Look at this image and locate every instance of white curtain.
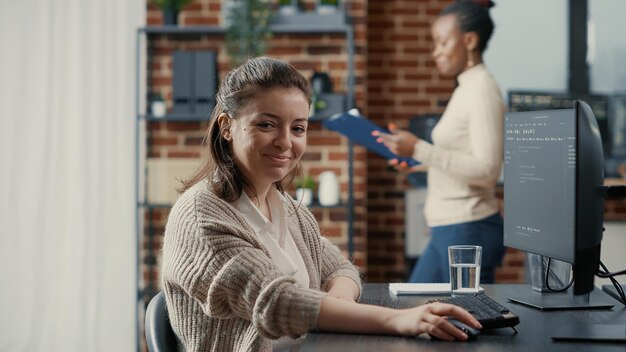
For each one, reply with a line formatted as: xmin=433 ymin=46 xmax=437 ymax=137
xmin=0 ymin=1 xmax=144 ymax=351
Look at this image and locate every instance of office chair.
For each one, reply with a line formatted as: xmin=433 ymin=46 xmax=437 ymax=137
xmin=145 ymin=291 xmax=178 ymax=352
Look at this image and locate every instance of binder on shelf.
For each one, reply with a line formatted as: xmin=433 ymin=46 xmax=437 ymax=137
xmin=194 ymin=51 xmax=218 ymax=116
xmin=171 ymin=50 xmax=218 ymax=116
xmin=172 ymin=51 xmax=193 ymax=114
xmin=323 ymin=109 xmax=420 ymax=167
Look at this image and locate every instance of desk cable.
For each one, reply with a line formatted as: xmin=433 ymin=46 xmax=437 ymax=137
xmin=597 ymin=261 xmax=626 ymax=305
xmin=544 ymin=258 xmax=626 ymax=305
xmin=544 ymin=257 xmax=574 ymax=293
xmin=599 ymin=185 xmax=626 ymax=304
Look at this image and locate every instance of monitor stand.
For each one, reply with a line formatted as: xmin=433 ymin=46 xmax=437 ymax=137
xmin=507 ymin=287 xmax=615 ymax=311
xmin=602 ymin=284 xmax=626 ymax=303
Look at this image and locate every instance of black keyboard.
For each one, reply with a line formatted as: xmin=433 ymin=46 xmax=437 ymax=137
xmin=427 ymin=293 xmax=520 ymax=330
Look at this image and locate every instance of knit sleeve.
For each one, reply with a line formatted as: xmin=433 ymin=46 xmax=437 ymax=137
xmin=294 ymin=204 xmax=362 ymax=298
xmin=162 ymin=189 xmax=326 ymax=339
xmin=318 ymin=236 xmax=362 ymax=299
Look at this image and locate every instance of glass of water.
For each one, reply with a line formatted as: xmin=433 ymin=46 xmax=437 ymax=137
xmin=448 ymin=245 xmax=482 ymax=296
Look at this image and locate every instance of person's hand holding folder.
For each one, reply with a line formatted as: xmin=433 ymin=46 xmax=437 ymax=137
xmin=322 ymin=110 xmax=420 ymax=168
xmin=372 ymin=123 xmax=428 ymax=173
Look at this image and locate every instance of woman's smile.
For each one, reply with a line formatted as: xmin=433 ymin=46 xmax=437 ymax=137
xmin=264 ymin=153 xmax=292 ymax=166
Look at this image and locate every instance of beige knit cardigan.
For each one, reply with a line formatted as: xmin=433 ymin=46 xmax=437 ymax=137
xmin=161 ymin=181 xmax=362 ymax=352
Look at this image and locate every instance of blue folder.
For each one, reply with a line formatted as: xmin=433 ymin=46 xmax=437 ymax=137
xmin=322 ymin=110 xmax=420 ymax=167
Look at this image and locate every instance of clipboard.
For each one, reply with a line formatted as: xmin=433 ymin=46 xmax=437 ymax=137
xmin=322 ymin=109 xmax=420 ymax=167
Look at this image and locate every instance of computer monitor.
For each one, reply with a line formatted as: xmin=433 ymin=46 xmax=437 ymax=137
xmin=503 ymin=100 xmax=615 ymax=310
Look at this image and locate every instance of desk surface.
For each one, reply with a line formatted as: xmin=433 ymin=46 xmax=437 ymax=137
xmin=300 ymin=284 xmax=626 ymax=352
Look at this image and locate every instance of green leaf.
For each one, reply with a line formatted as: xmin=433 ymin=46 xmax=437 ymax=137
xmin=151 ymin=0 xmax=192 ymax=12
xmin=225 ymin=0 xmax=273 ymax=67
xmin=295 ymin=176 xmax=316 ymax=190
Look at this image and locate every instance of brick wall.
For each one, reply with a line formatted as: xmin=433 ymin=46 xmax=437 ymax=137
xmin=365 ymin=0 xmax=450 ymax=282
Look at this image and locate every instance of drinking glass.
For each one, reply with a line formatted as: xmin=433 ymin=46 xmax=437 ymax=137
xmin=448 ymin=245 xmax=482 ymax=296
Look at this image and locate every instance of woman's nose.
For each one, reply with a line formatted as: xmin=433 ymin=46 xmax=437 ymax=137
xmin=274 ymin=129 xmax=292 ymax=150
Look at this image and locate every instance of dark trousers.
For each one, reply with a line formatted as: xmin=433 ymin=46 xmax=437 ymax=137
xmin=408 ymin=213 xmax=505 ymax=284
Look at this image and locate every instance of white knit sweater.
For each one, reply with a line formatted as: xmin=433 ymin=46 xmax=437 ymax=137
xmin=414 ymin=64 xmax=505 ymax=226
xmin=161 ymin=180 xmax=362 ymax=352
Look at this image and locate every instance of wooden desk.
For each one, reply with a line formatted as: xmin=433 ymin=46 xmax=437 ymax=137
xmin=299 ymin=284 xmax=626 ymax=352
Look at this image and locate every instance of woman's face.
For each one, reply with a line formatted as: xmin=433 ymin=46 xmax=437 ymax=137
xmin=225 ymin=87 xmax=309 ymax=194
xmin=431 ymin=14 xmax=468 ymax=77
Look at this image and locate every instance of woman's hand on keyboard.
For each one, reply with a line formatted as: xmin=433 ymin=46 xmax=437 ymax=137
xmin=387 ymin=302 xmax=481 ymax=341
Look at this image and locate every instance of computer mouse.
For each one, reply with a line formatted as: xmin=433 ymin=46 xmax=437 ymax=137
xmin=446 ymin=318 xmax=480 ymax=340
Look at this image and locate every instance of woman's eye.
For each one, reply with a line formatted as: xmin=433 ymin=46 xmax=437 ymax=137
xmin=292 ymin=126 xmax=307 ymax=134
xmin=258 ymin=121 xmax=275 ymax=129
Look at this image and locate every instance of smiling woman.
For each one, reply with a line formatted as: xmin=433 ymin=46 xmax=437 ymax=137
xmin=162 ymin=57 xmax=480 ymax=352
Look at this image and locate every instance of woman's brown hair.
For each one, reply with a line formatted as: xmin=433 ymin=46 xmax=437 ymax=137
xmin=179 ymin=57 xmax=312 ymax=203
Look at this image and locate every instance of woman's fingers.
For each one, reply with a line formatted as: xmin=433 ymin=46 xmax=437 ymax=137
xmin=414 ymin=311 xmax=466 ymax=341
xmin=372 ymin=131 xmax=398 ymax=152
xmin=428 ymin=303 xmax=482 ymax=329
xmin=424 ymin=325 xmax=457 ymax=341
xmin=420 ymin=307 xmax=472 ymax=341
xmin=388 ymin=159 xmax=413 ymax=173
xmin=372 ymin=130 xmax=416 ymax=157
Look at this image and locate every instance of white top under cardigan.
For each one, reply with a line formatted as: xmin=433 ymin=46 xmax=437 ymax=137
xmin=413 ymin=64 xmax=505 ymax=227
xmin=234 ymin=188 xmax=311 ymax=351
xmin=234 ymin=187 xmax=310 ymax=289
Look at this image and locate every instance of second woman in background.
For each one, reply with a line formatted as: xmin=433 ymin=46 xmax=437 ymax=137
xmin=375 ymin=0 xmax=505 ymax=284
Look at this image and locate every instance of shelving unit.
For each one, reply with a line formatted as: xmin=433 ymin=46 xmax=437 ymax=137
xmin=134 ymin=10 xmax=356 ymax=351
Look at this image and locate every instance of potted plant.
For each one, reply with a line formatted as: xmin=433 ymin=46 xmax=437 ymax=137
xmin=152 ymin=0 xmax=193 ymax=25
xmin=225 ymin=0 xmax=273 ymax=67
xmin=294 ymin=175 xmax=315 ymax=206
xmin=150 ymin=92 xmax=167 ymax=118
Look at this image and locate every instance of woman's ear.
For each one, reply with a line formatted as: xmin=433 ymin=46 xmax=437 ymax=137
xmin=217 ymin=113 xmax=232 ymax=141
xmin=464 ymin=31 xmax=479 ymax=52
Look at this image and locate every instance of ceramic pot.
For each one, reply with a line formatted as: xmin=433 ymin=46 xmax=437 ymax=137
xmin=295 ymin=188 xmax=313 ymax=206
xmin=318 ymin=171 xmax=340 ymax=206
xmin=151 ymin=100 xmax=167 ymax=118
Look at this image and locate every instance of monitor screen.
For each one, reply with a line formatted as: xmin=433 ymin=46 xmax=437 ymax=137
xmin=504 ymin=101 xmax=605 ymax=297
xmin=503 ymin=109 xmax=576 ymax=262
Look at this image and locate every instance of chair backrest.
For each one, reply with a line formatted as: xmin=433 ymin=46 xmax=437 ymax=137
xmin=145 ymin=291 xmax=178 ymax=352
